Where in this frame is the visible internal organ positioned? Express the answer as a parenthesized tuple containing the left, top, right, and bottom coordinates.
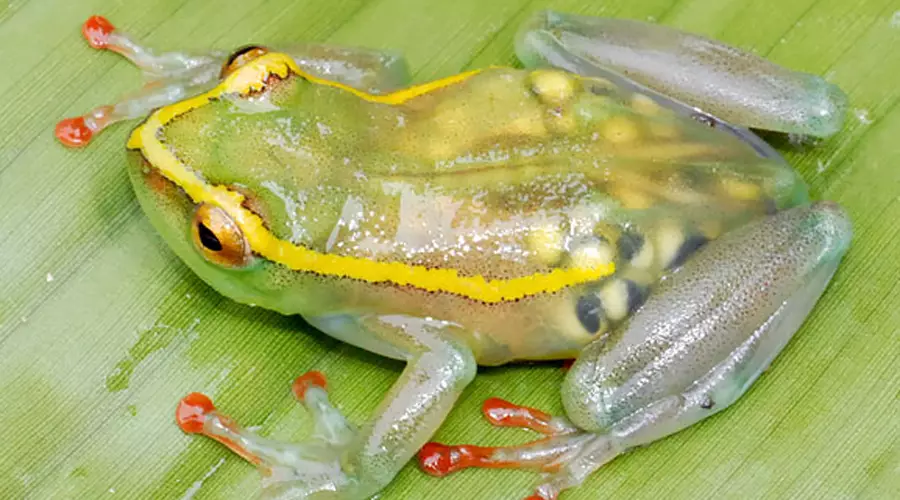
(557, 217, 713, 344)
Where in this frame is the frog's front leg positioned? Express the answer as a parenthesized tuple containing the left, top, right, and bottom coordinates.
(55, 16, 410, 147)
(516, 10, 847, 137)
(179, 314, 476, 499)
(421, 202, 851, 499)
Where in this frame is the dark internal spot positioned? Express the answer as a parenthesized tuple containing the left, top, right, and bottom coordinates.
(763, 197, 778, 215)
(576, 293, 604, 335)
(617, 231, 644, 262)
(197, 223, 223, 251)
(668, 233, 709, 269)
(624, 280, 649, 315)
(700, 396, 715, 409)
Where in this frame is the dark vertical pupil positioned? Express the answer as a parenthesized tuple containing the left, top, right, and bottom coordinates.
(198, 223, 223, 251)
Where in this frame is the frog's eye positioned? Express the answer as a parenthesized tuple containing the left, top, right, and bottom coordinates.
(192, 203, 252, 268)
(220, 45, 270, 78)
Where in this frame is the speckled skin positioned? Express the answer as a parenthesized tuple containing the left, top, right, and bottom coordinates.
(563, 202, 851, 434)
(60, 11, 852, 500)
(518, 10, 848, 137)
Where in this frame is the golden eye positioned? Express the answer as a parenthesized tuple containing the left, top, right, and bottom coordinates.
(192, 203, 252, 268)
(220, 45, 269, 78)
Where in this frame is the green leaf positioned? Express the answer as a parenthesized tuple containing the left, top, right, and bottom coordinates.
(1, 0, 898, 498)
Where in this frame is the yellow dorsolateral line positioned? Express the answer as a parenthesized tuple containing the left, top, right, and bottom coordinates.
(127, 52, 615, 303)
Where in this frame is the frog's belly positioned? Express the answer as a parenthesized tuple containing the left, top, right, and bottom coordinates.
(308, 280, 603, 366)
(431, 289, 603, 366)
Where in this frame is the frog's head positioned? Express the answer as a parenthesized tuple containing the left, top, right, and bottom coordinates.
(121, 52, 331, 313)
(54, 16, 290, 148)
(53, 17, 407, 312)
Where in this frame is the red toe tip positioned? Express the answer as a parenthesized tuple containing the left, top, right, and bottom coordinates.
(176, 392, 215, 434)
(82, 15, 115, 49)
(292, 371, 327, 400)
(55, 117, 93, 147)
(418, 442, 454, 477)
(483, 397, 512, 412)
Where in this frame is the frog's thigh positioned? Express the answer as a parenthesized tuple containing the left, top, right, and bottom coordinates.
(311, 313, 476, 494)
(563, 203, 852, 442)
(282, 44, 412, 93)
(516, 10, 847, 137)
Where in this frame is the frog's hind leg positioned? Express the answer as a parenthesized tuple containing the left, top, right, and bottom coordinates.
(420, 203, 852, 500)
(517, 10, 847, 138)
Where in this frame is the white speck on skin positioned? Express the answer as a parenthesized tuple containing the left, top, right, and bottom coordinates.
(891, 10, 900, 28)
(185, 293, 192, 299)
(180, 458, 226, 500)
(816, 159, 830, 173)
(20, 317, 27, 323)
(108, 488, 115, 494)
(788, 133, 809, 147)
(316, 122, 332, 136)
(261, 180, 309, 244)
(45, 273, 54, 282)
(855, 108, 873, 125)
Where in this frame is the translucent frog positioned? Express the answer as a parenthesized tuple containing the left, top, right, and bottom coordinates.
(55, 10, 852, 500)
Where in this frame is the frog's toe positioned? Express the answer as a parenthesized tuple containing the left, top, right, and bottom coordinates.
(55, 116, 96, 148)
(481, 397, 577, 435)
(418, 398, 584, 480)
(176, 371, 359, 496)
(418, 433, 591, 478)
(82, 15, 115, 50)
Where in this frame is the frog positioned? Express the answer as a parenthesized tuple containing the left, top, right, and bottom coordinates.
(55, 10, 852, 500)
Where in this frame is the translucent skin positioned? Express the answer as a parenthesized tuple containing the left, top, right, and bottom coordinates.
(59, 12, 851, 500)
(133, 64, 809, 364)
(517, 10, 848, 137)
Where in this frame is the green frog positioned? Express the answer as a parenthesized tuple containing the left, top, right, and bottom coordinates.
(55, 10, 852, 500)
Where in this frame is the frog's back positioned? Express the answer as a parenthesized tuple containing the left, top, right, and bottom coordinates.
(157, 66, 806, 362)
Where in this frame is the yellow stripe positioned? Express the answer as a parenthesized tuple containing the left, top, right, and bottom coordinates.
(128, 52, 615, 303)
